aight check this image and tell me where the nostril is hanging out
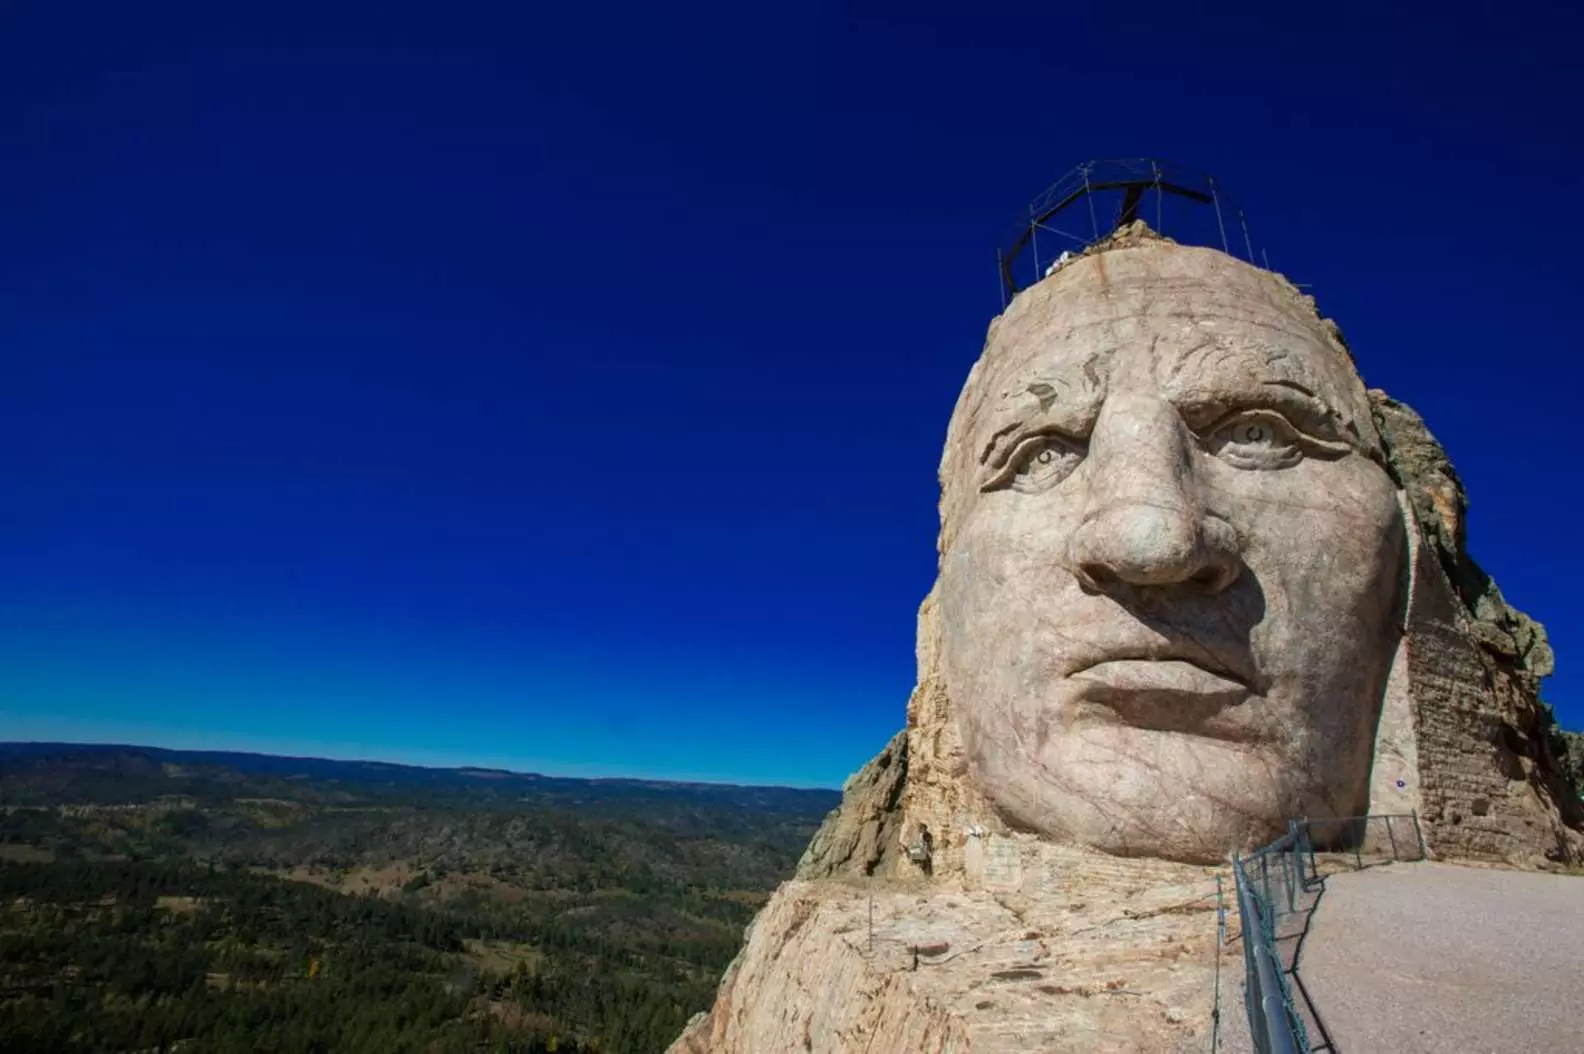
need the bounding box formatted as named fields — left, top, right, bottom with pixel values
left=1079, top=564, right=1119, bottom=588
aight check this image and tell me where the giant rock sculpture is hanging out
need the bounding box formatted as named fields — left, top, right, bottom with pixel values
left=671, top=224, right=1580, bottom=1054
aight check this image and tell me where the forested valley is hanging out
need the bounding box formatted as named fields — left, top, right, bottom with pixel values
left=0, top=744, right=837, bottom=1053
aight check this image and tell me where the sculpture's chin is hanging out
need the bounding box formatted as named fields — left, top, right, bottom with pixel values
left=979, top=715, right=1300, bottom=863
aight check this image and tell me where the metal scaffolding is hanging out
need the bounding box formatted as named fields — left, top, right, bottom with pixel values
left=996, top=158, right=1259, bottom=305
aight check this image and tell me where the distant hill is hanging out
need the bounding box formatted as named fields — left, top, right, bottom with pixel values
left=0, top=741, right=840, bottom=815
left=0, top=741, right=841, bottom=1052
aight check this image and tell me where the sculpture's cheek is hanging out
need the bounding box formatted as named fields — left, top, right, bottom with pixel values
left=1208, top=457, right=1405, bottom=783
left=1208, top=457, right=1404, bottom=669
left=941, top=495, right=1084, bottom=648
left=939, top=495, right=1096, bottom=773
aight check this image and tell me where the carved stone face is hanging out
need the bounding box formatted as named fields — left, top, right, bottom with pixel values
left=938, top=241, right=1406, bottom=863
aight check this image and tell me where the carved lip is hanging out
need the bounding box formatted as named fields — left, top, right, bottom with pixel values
left=1067, top=645, right=1256, bottom=689
left=1065, top=650, right=1260, bottom=739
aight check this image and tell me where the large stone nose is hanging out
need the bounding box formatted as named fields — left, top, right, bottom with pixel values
left=1068, top=392, right=1240, bottom=594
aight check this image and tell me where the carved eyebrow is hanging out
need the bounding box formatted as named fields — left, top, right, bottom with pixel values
left=980, top=411, right=1099, bottom=473
left=978, top=369, right=1106, bottom=466
left=978, top=421, right=1022, bottom=466
left=1173, top=380, right=1355, bottom=444
left=1264, top=378, right=1319, bottom=398
left=1261, top=379, right=1347, bottom=432
left=975, top=375, right=1089, bottom=462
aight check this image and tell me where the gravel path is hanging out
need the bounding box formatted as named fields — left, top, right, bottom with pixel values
left=1297, top=861, right=1584, bottom=1053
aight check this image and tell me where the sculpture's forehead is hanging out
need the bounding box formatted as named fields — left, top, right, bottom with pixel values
left=985, top=312, right=1358, bottom=410
left=968, top=245, right=1374, bottom=438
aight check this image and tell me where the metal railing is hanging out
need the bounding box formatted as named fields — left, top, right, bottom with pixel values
left=995, top=158, right=1261, bottom=301
left=1234, top=829, right=1311, bottom=1054
left=1233, top=813, right=1425, bottom=1053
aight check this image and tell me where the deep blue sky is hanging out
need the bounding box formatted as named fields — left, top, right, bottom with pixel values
left=2, top=2, right=1581, bottom=786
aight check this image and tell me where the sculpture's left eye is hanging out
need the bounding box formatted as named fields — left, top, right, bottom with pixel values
left=1204, top=411, right=1305, bottom=469
left=997, top=433, right=1086, bottom=493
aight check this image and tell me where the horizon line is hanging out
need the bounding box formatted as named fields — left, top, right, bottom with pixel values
left=0, top=737, right=846, bottom=793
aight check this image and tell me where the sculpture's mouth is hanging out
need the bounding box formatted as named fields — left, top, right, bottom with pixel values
left=1066, top=651, right=1260, bottom=740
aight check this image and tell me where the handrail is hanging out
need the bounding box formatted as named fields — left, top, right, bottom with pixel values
left=1233, top=812, right=1425, bottom=1052
left=1235, top=866, right=1300, bottom=1054
left=1233, top=850, right=1310, bottom=1054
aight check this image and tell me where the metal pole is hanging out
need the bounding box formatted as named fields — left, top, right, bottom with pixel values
left=996, top=249, right=1007, bottom=308
left=1352, top=818, right=1363, bottom=871
left=868, top=878, right=874, bottom=955
left=1212, top=871, right=1225, bottom=1052
left=1411, top=809, right=1428, bottom=861
left=1029, top=208, right=1040, bottom=281
left=1208, top=176, right=1230, bottom=254
left=1083, top=164, right=1100, bottom=241
left=1216, top=872, right=1226, bottom=946
left=1152, top=159, right=1163, bottom=232
left=1385, top=815, right=1400, bottom=863
left=1286, top=822, right=1299, bottom=912
left=1298, top=831, right=1308, bottom=894
left=1238, top=208, right=1256, bottom=261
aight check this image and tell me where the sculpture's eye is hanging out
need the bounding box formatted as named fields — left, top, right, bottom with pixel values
left=1203, top=411, right=1305, bottom=470
left=1003, top=433, right=1086, bottom=493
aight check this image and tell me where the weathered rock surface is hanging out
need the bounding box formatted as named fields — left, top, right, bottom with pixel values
left=674, top=840, right=1232, bottom=1054
left=672, top=223, right=1580, bottom=1054
left=1557, top=730, right=1584, bottom=797
left=796, top=731, right=908, bottom=881
left=1371, top=393, right=1554, bottom=684
left=1368, top=392, right=1582, bottom=860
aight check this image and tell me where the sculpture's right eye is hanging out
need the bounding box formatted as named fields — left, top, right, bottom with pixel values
left=988, top=433, right=1086, bottom=493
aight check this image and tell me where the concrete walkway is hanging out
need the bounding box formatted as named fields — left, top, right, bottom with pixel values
left=1296, top=861, right=1583, bottom=1053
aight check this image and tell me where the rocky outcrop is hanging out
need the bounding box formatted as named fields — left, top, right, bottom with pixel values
left=1558, top=730, right=1584, bottom=796
left=672, top=840, right=1235, bottom=1054
left=796, top=731, right=908, bottom=880
left=1368, top=392, right=1582, bottom=860
left=1371, top=394, right=1554, bottom=686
